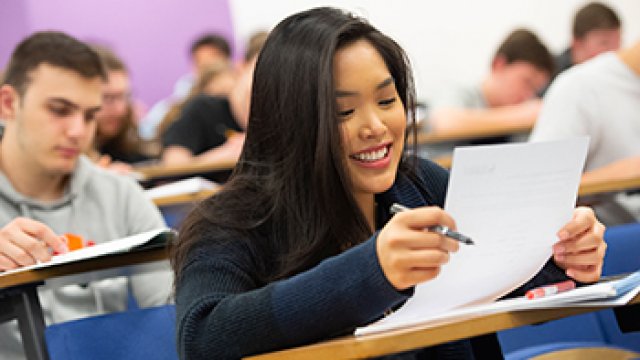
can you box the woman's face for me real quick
[334,39,406,200]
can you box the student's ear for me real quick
[0,85,19,122]
[491,55,508,73]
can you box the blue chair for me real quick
[498,222,640,358]
[46,305,178,360]
[160,203,194,229]
[506,342,639,359]
[593,222,640,352]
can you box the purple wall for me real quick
[0,0,234,106]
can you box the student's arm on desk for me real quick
[176,235,417,359]
[161,133,245,166]
[580,157,640,186]
[0,218,68,271]
[428,99,541,133]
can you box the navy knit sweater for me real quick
[175,158,568,359]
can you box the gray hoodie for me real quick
[0,156,173,359]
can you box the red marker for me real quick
[526,280,576,300]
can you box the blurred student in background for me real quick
[91,46,154,172]
[160,32,267,166]
[160,59,253,166]
[531,40,640,226]
[173,33,233,99]
[139,33,232,140]
[540,2,621,95]
[427,29,554,139]
[156,62,236,141]
[555,2,621,81]
[0,31,172,360]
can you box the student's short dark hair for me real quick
[190,33,231,58]
[494,28,554,76]
[2,31,107,96]
[573,2,621,39]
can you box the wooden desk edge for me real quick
[152,188,219,207]
[246,294,640,360]
[429,155,640,197]
[135,160,237,180]
[415,124,532,144]
[0,247,168,289]
[578,177,640,197]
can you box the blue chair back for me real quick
[46,305,177,360]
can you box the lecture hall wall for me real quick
[1,0,639,109]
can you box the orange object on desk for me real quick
[63,233,95,251]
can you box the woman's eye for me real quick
[379,97,397,106]
[338,109,354,117]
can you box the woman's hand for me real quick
[376,207,459,290]
[553,207,606,283]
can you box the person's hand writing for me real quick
[0,217,68,271]
[553,207,606,283]
[376,207,459,290]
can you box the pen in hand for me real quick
[389,203,475,245]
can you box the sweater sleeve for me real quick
[175,234,409,360]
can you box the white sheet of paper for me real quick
[357,137,589,335]
[144,176,218,200]
[0,228,169,277]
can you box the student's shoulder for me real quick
[414,157,449,183]
[395,157,449,206]
[76,156,144,194]
[185,94,230,113]
[551,53,617,92]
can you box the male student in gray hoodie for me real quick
[0,31,172,359]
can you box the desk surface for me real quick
[134,160,237,182]
[430,155,640,197]
[152,188,219,207]
[146,170,640,207]
[415,123,532,145]
[0,247,168,289]
[579,176,640,197]
[246,294,640,360]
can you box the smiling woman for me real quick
[169,7,606,360]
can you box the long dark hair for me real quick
[171,7,417,283]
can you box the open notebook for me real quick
[0,228,174,277]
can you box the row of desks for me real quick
[146,164,640,208]
[1,244,637,360]
[141,121,640,207]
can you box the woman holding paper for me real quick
[170,7,606,359]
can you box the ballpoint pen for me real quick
[389,203,475,245]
